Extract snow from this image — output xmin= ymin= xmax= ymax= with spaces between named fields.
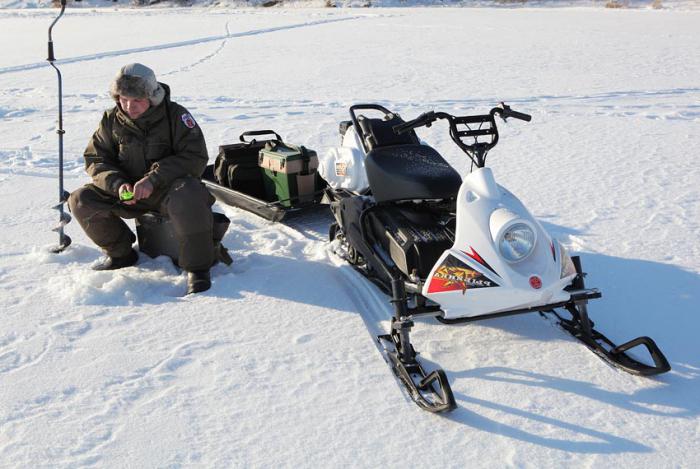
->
xmin=1 ymin=3 xmax=700 ymax=468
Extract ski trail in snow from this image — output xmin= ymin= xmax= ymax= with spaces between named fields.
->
xmin=0 ymin=15 xmax=368 ymax=76
xmin=327 ymin=250 xmax=412 ymax=403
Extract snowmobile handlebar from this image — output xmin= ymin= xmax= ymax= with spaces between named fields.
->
xmin=393 ymin=104 xmax=531 ymax=168
xmin=392 ymin=111 xmax=438 ymax=135
xmin=492 ymin=103 xmax=532 ymax=122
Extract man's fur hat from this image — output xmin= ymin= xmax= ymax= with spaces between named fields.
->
xmin=109 ymin=63 xmax=165 ymax=106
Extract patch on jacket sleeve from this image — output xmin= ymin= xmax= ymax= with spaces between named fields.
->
xmin=181 ymin=112 xmax=197 ymax=129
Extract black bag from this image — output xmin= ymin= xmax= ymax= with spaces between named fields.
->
xmin=213 ymin=130 xmax=282 ymax=200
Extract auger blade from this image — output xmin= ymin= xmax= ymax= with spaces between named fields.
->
xmin=50 ymin=234 xmax=72 ymax=253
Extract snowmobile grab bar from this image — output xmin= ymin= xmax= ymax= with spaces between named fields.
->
xmin=349 ymin=104 xmax=394 ymax=133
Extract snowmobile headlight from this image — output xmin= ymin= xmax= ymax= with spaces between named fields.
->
xmin=559 ymin=242 xmax=577 ymax=279
xmin=498 ymin=223 xmax=536 ymax=263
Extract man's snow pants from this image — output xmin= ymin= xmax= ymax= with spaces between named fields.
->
xmin=68 ymin=177 xmax=215 ymax=272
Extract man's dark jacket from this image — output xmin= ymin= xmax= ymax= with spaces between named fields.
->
xmin=84 ymin=83 xmax=207 ymax=195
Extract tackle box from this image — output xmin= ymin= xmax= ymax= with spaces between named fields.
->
xmin=258 ymin=142 xmax=319 ymax=208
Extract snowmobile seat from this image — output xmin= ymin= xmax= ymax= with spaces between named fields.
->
xmin=365 ymin=144 xmax=462 ymax=203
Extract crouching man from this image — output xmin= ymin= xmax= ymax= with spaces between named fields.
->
xmin=69 ymin=63 xmax=214 ymax=295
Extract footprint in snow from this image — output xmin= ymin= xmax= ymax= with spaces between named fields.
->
xmin=52 ymin=320 xmax=92 ymax=342
xmin=294 ymin=334 xmax=314 ymax=345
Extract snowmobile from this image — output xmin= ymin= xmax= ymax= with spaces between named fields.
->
xmin=322 ymin=103 xmax=670 ymax=413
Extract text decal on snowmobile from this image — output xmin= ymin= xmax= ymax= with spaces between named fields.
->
xmin=427 ymin=255 xmax=499 ymax=294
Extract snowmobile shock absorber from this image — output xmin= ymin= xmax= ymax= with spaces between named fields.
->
xmin=47 ymin=0 xmax=72 ymax=254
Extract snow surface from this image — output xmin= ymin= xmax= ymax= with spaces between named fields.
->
xmin=1 ymin=5 xmax=699 ymax=468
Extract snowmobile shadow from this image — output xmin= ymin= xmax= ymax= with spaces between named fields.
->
xmin=456 ymin=366 xmax=699 ymax=419
xmin=538 ymin=219 xmax=586 ymax=239
xmin=282 ymin=207 xmax=335 ymax=242
xmin=443 ymin=364 xmax=700 ymax=454
xmin=444 ymin=386 xmax=652 ymax=454
xmin=209 ymin=253 xmax=359 ymax=313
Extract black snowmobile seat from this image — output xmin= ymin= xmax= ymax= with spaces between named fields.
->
xmin=365 ymin=144 xmax=462 ymax=203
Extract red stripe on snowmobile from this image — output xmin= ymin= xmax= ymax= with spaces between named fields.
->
xmin=461 ymin=247 xmax=500 ymax=278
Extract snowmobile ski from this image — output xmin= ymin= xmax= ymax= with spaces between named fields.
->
xmin=545 ymin=257 xmax=670 ymax=376
xmin=379 ymin=324 xmax=456 ymax=413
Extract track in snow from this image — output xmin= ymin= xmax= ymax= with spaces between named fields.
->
xmin=0 ymin=14 xmax=370 ymax=76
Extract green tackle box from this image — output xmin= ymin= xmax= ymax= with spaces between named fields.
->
xmin=258 ymin=142 xmax=319 ymax=207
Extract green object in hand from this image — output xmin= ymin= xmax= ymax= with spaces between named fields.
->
xmin=120 ymin=190 xmax=134 ymax=201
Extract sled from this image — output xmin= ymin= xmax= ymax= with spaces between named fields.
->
xmin=203 ymin=130 xmax=327 ymax=222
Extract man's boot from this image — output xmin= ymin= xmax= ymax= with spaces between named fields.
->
xmin=187 ymin=270 xmax=211 ymax=295
xmin=92 ymin=249 xmax=139 ymax=271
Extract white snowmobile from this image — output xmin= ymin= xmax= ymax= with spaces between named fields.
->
xmin=322 ymin=103 xmax=670 ymax=413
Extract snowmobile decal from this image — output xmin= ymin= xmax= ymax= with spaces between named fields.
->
xmin=427 ymin=255 xmax=499 ymax=294
xmin=550 ymin=242 xmax=556 ymax=262
xmin=462 ymin=247 xmax=500 ymax=278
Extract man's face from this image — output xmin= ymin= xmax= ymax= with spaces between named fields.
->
xmin=119 ymin=95 xmax=151 ymax=120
